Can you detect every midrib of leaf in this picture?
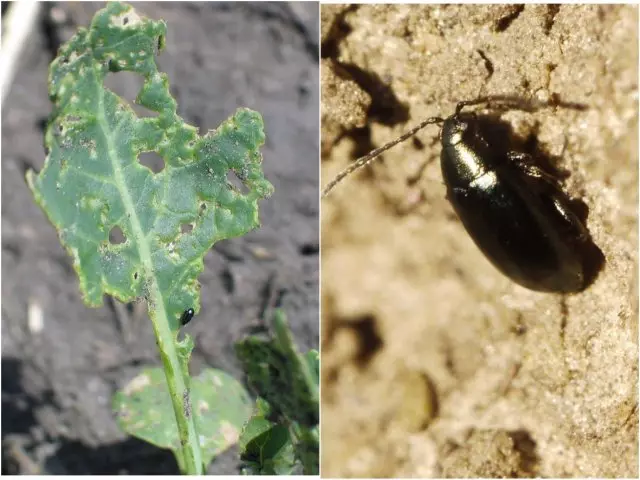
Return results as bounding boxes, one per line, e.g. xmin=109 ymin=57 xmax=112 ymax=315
xmin=95 ymin=84 xmax=202 ymax=473
xmin=96 ymin=88 xmax=150 ymax=286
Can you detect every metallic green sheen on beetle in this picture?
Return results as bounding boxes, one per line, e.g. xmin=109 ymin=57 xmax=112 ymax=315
xmin=323 ymin=96 xmax=600 ymax=293
xmin=440 ymin=102 xmax=591 ymax=293
xmin=180 ymin=308 xmax=195 ymax=326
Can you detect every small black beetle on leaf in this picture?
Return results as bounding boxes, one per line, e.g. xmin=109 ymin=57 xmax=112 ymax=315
xmin=323 ymin=95 xmax=602 ymax=293
xmin=180 ymin=308 xmax=195 ymax=326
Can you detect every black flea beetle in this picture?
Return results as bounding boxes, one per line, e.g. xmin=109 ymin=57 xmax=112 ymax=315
xmin=180 ymin=308 xmax=195 ymax=326
xmin=323 ymin=95 xmax=601 ymax=293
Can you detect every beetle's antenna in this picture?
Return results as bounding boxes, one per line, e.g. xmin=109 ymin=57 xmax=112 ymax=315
xmin=456 ymin=95 xmax=587 ymax=115
xmin=322 ymin=116 xmax=444 ymax=198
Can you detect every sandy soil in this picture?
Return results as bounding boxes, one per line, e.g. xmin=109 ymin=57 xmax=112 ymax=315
xmin=2 ymin=2 xmax=318 ymax=474
xmin=321 ymin=4 xmax=637 ymax=478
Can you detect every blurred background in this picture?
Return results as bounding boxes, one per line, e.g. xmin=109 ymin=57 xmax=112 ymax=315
xmin=321 ymin=4 xmax=637 ymax=478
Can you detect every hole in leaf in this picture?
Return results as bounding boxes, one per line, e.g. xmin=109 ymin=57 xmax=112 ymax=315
xmin=104 ymin=71 xmax=158 ymax=118
xmin=112 ymin=10 xmax=141 ymax=28
xmin=138 ymin=151 xmax=165 ymax=173
xmin=191 ymin=114 xmax=204 ymax=135
xmin=134 ymin=271 xmax=139 ymax=280
xmin=226 ymin=170 xmax=249 ymax=194
xmin=109 ymin=226 xmax=126 ymax=244
xmin=181 ymin=224 xmax=193 ymax=234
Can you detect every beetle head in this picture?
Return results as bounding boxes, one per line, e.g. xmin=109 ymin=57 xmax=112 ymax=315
xmin=441 ymin=113 xmax=476 ymax=147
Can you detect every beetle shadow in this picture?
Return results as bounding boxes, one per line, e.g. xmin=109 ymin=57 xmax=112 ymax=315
xmin=469 ymin=113 xmax=605 ymax=291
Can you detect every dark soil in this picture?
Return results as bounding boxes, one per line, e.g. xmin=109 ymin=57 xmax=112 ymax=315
xmin=2 ymin=2 xmax=318 ymax=474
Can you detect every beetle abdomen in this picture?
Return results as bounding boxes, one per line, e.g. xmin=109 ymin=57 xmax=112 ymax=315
xmin=445 ymin=166 xmax=585 ymax=292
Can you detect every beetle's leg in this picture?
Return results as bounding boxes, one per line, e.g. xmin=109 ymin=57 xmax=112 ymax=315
xmin=506 ymin=151 xmax=562 ymax=186
xmin=549 ymin=195 xmax=590 ymax=240
xmin=407 ymin=132 xmax=442 ymax=186
xmin=456 ymin=95 xmax=587 ymax=116
xmin=393 ymin=137 xmax=443 ymax=216
xmin=456 ymin=96 xmax=538 ymax=115
xmin=509 ymin=151 xmax=589 ymax=239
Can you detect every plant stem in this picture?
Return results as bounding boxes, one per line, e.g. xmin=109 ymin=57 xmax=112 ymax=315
xmin=272 ymin=310 xmax=319 ymax=406
xmin=150 ymin=288 xmax=203 ymax=474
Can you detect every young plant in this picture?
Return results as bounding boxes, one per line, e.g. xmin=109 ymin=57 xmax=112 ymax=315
xmin=235 ymin=310 xmax=319 ymax=475
xmin=26 ymin=2 xmax=273 ymax=474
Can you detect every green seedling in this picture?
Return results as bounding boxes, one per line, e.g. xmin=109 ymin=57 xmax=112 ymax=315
xmin=236 ymin=310 xmax=319 ymax=475
xmin=26 ymin=2 xmax=274 ymax=474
